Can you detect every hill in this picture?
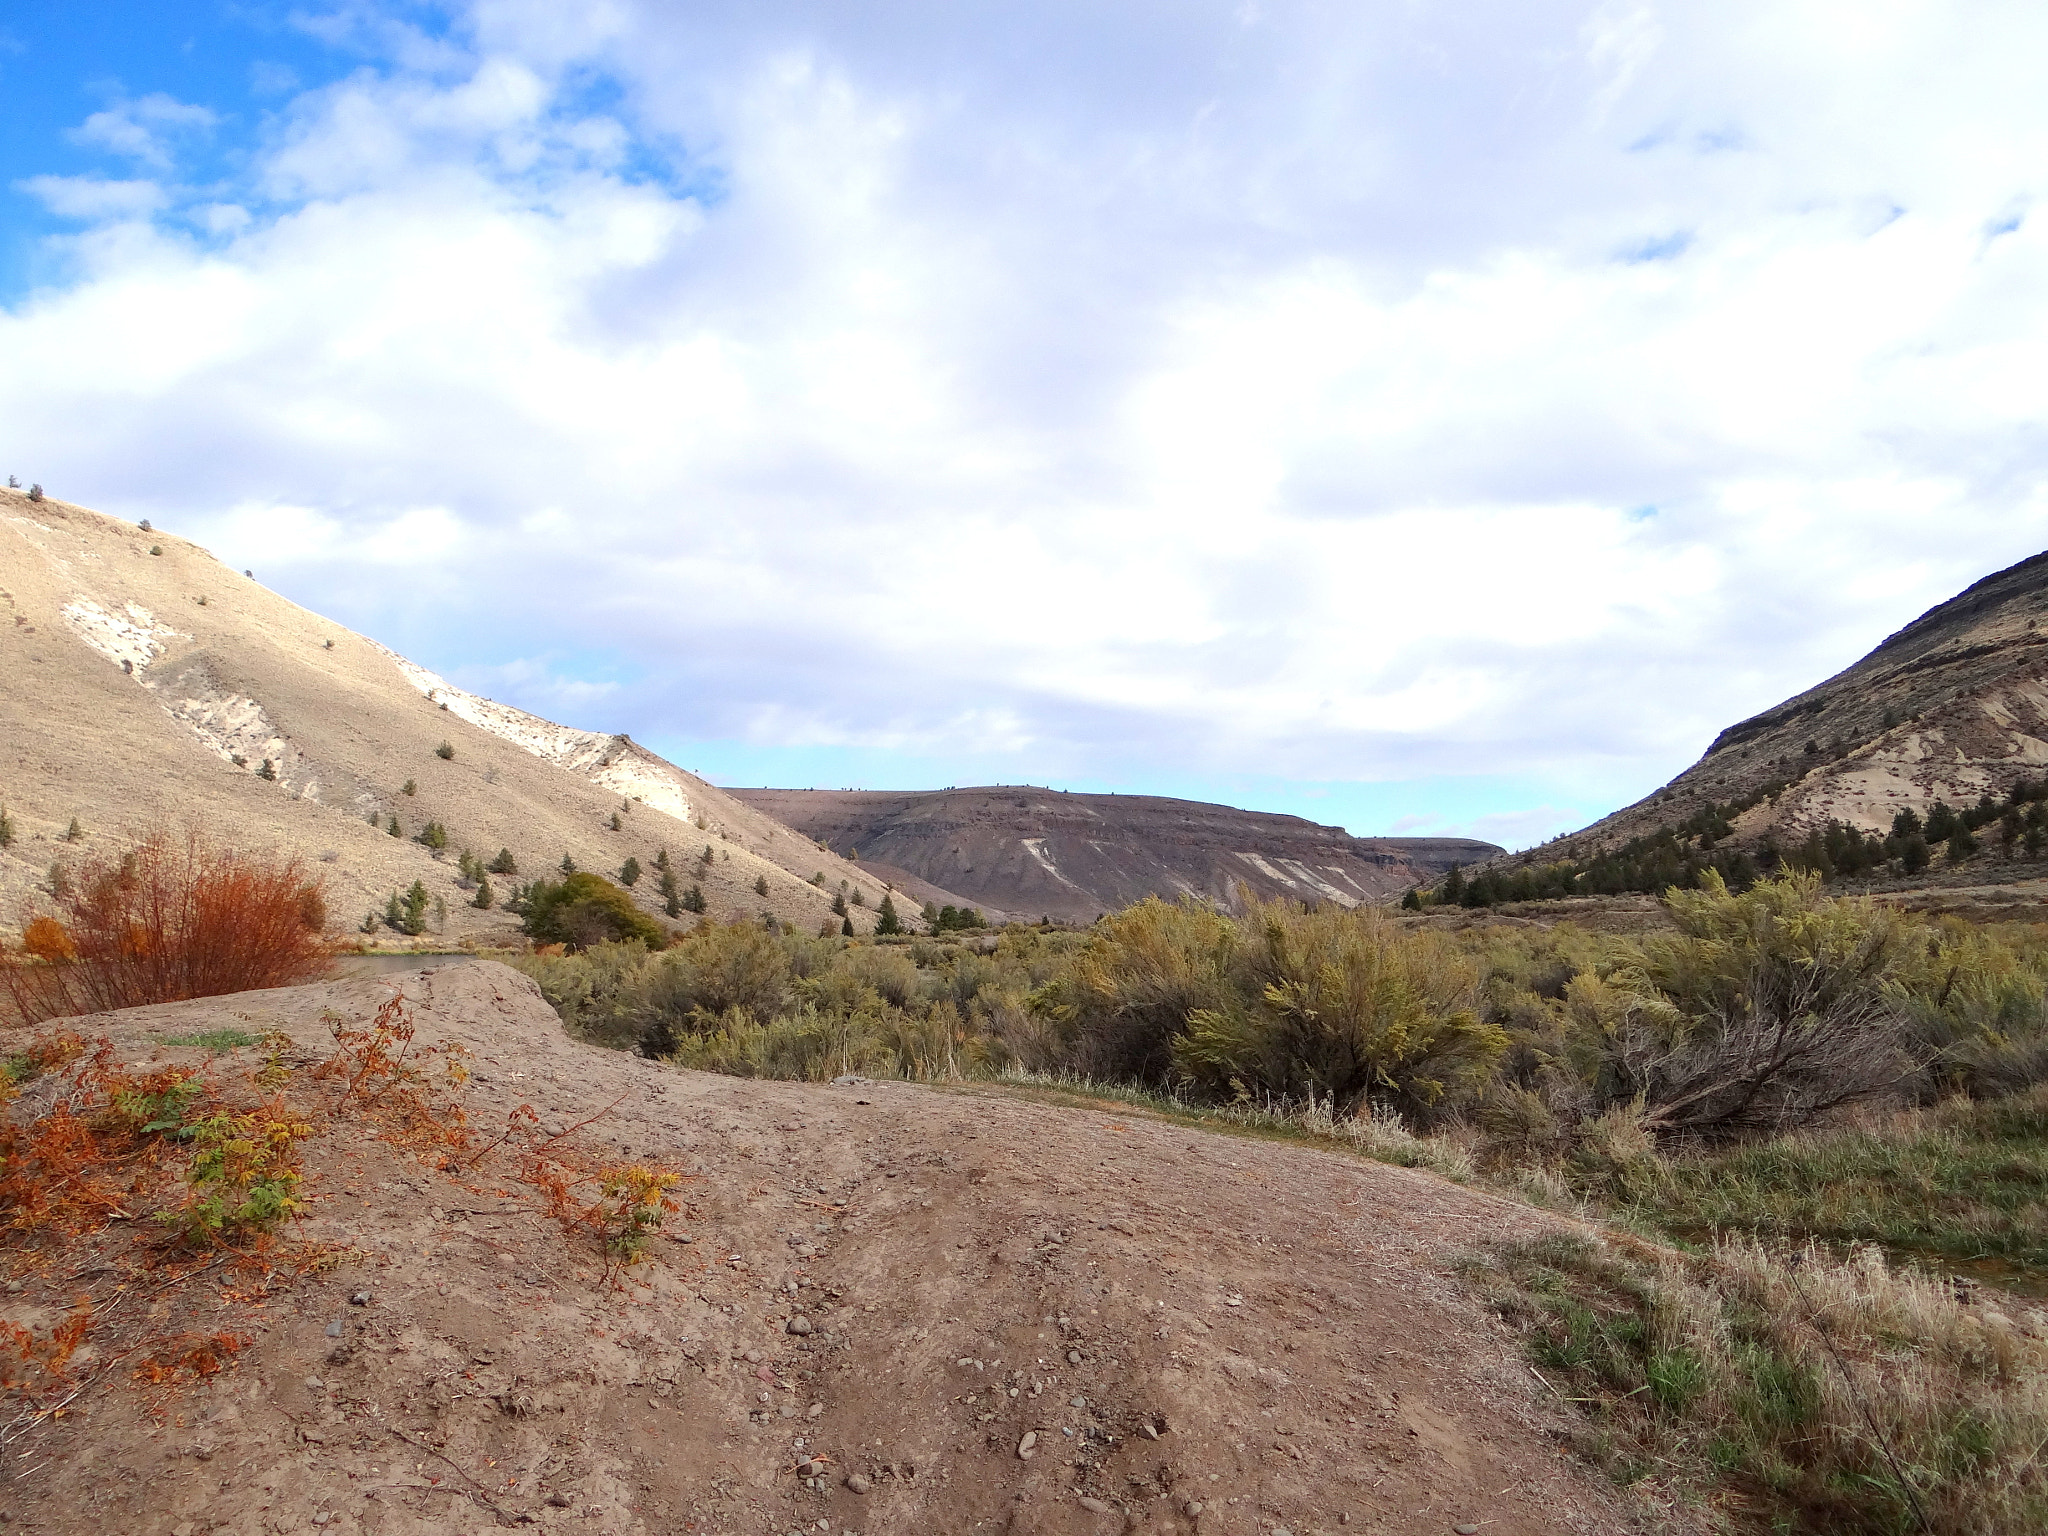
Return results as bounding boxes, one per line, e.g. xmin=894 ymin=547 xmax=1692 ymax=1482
xmin=0 ymin=961 xmax=1637 ymax=1535
xmin=1475 ymin=547 xmax=2048 ymax=898
xmin=0 ymin=487 xmax=974 ymax=942
xmin=725 ymin=787 xmax=1501 ymax=922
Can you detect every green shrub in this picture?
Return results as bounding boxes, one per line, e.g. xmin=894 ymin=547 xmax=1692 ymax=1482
xmin=876 ymin=894 xmax=902 ymax=935
xmin=0 ymin=804 xmax=13 ymax=849
xmin=402 ymin=779 xmax=416 ymax=796
xmin=620 ymin=856 xmax=641 ymax=887
xmin=256 ymin=759 xmax=277 ymax=781
xmin=755 ymin=873 xmax=770 ymax=898
xmin=435 ymin=741 xmax=454 ymax=760
xmin=520 ymin=872 xmax=666 ymax=951
xmin=472 ymin=877 xmax=494 ymax=910
xmin=415 ymin=821 xmax=447 ymax=851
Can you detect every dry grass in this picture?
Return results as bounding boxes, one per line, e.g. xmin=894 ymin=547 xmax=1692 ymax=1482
xmin=1468 ymin=1231 xmax=2048 ymax=1534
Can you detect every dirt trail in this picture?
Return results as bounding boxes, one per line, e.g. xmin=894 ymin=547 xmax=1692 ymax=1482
xmin=0 ymin=963 xmax=1645 ymax=1536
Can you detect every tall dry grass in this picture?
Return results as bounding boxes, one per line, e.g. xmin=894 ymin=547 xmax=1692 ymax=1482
xmin=1 ymin=828 xmax=334 ymax=1024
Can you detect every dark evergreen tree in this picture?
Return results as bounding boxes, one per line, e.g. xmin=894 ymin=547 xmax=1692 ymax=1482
xmin=620 ymin=856 xmax=642 ymax=887
xmin=487 ymin=848 xmax=518 ymax=875
xmin=875 ymin=894 xmax=902 ymax=935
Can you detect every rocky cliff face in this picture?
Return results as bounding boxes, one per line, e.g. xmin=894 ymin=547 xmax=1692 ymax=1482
xmin=1536 ymin=547 xmax=2048 ymax=862
xmin=726 ymin=787 xmax=1501 ymax=921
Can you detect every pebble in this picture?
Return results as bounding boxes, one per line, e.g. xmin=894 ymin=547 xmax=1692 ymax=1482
xmin=844 ymin=1473 xmax=870 ymax=1495
xmin=1067 ymin=1350 xmax=1083 ymax=1365
xmin=1183 ymin=1502 xmax=1203 ymax=1517
xmin=744 ymin=1349 xmax=763 ymax=1363
xmin=787 ymin=1316 xmax=813 ymax=1336
xmin=1454 ymin=1527 xmax=1480 ymax=1535
xmin=349 ymin=1290 xmax=372 ymax=1306
xmin=324 ymin=1320 xmax=344 ymax=1338
xmin=798 ymin=1459 xmax=825 ymax=1478
xmin=1016 ymin=1431 xmax=1037 ymax=1460
xmin=1077 ymin=1495 xmax=1110 ymax=1513
xmin=303 ymin=1376 xmax=325 ymax=1391
xmin=1070 ymin=1396 xmax=1086 ymax=1408
xmin=807 ymin=1402 xmax=825 ymax=1419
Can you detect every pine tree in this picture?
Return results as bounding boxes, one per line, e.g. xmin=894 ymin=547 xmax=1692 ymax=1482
xmin=415 ymin=821 xmax=448 ymax=851
xmin=488 ymin=848 xmax=518 ymax=875
xmin=0 ymin=804 xmax=12 ymax=849
xmin=875 ymin=894 xmax=902 ymax=935
xmin=681 ymin=883 xmax=706 ymax=914
xmin=841 ymin=916 xmax=855 ymax=937
xmin=1440 ymin=864 xmax=1466 ymax=904
xmin=831 ymin=892 xmax=848 ymax=917
xmin=1947 ymin=826 xmax=1979 ymax=862
xmin=620 ymin=856 xmax=642 ymax=887
xmin=560 ymin=853 xmax=576 ymax=875
xmin=653 ymin=847 xmax=671 ymax=872
xmin=473 ymin=877 xmax=494 ymax=910
xmin=64 ymin=817 xmax=83 ymax=842
xmin=387 ymin=815 xmax=401 ymax=837
xmin=754 ymin=873 xmax=769 ymax=897
xmin=257 ymin=759 xmax=277 ymax=781
xmin=609 ymin=812 xmax=623 ymax=831
xmin=701 ymin=844 xmax=715 ymax=865
xmin=850 ymin=887 xmax=865 ymax=907
xmin=1400 ymin=888 xmax=1422 ymax=911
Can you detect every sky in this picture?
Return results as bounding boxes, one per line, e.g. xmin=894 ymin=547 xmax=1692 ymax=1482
xmin=3 ymin=2 xmax=2045 ymax=850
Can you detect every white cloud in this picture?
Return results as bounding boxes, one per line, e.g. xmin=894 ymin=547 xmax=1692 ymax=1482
xmin=6 ymin=1 xmax=2048 ymax=837
xmin=70 ymin=92 xmax=218 ymax=171
xmin=15 ymin=175 xmax=167 ymax=220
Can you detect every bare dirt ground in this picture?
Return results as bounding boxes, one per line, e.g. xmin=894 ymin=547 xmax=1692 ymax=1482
xmin=0 ymin=963 xmax=1647 ymax=1536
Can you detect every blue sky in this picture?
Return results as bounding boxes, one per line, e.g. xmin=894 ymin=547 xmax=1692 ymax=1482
xmin=5 ymin=3 xmax=2047 ymax=849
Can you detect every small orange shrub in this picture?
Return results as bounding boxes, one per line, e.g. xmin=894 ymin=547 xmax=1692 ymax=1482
xmin=0 ymin=1298 xmax=93 ymax=1394
xmin=1 ymin=827 xmax=334 ymax=1024
xmin=20 ymin=917 xmax=75 ymax=962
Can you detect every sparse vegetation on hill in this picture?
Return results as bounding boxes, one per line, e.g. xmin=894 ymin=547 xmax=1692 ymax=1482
xmin=514 ymin=871 xmax=667 ymax=951
xmin=1428 ymin=778 xmax=2048 ymax=908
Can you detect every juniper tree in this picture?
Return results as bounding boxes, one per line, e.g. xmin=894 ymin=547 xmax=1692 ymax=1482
xmin=831 ymin=892 xmax=848 ymax=917
xmin=257 ymin=759 xmax=277 ymax=781
xmin=700 ymin=844 xmax=715 ymax=865
xmin=487 ymin=848 xmax=518 ymax=875
xmin=416 ymin=821 xmax=448 ymax=852
xmin=681 ymin=883 xmax=706 ymax=914
xmin=560 ymin=853 xmax=577 ymax=875
xmin=609 ymin=812 xmax=623 ymax=831
xmin=403 ymin=779 xmax=417 ymax=796
xmin=653 ymin=846 xmax=671 ymax=872
xmin=754 ymin=873 xmax=769 ymax=897
xmin=620 ymin=856 xmax=642 ymax=887
xmin=388 ymin=815 xmax=402 ymax=837
xmin=436 ymin=741 xmax=454 ymax=760
xmin=875 ymin=894 xmax=902 ymax=935
xmin=64 ymin=817 xmax=82 ymax=842
xmin=473 ymin=877 xmax=494 ymax=910
xmin=0 ymin=804 xmax=12 ymax=849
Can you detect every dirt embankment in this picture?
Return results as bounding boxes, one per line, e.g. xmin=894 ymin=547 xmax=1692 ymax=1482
xmin=0 ymin=963 xmax=1641 ymax=1536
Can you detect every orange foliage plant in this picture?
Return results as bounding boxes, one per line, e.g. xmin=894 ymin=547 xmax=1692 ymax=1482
xmin=1 ymin=828 xmax=334 ymax=1023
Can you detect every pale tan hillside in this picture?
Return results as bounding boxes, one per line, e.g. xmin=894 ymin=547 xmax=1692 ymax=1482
xmin=1525 ymin=547 xmax=2048 ymax=869
xmin=0 ymin=963 xmax=1645 ymax=1535
xmin=0 ymin=487 xmax=963 ymax=943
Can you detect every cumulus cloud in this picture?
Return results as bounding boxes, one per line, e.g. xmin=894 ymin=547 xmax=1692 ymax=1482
xmin=4 ymin=1 xmax=2048 ymax=845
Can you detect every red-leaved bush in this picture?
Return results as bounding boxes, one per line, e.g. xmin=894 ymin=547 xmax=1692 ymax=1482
xmin=1 ymin=829 xmax=334 ymax=1023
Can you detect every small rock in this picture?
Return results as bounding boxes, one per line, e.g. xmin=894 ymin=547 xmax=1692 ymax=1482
xmin=1454 ymin=1527 xmax=1480 ymax=1535
xmin=1067 ymin=1350 xmax=1083 ymax=1366
xmin=303 ymin=1376 xmax=325 ymax=1390
xmin=844 ymin=1473 xmax=870 ymax=1495
xmin=1070 ymin=1395 xmax=1086 ymax=1408
xmin=787 ymin=1316 xmax=813 ymax=1336
xmin=173 ymin=1526 xmax=195 ymax=1536
xmin=349 ymin=1290 xmax=372 ymax=1306
xmin=313 ymin=1516 xmax=331 ymax=1528
xmin=744 ymin=1349 xmax=764 ymax=1363
xmin=807 ymin=1401 xmax=824 ymax=1418
xmin=3 ymin=1282 xmax=21 ymax=1295
xmin=1016 ymin=1431 xmax=1037 ymax=1460
xmin=1077 ymin=1495 xmax=1110 ymax=1513
xmin=324 ymin=1320 xmax=344 ymax=1338
xmin=546 ymin=1493 xmax=573 ymax=1508
xmin=1183 ymin=1501 xmax=1204 ymax=1517
xmin=797 ymin=1459 xmax=824 ymax=1478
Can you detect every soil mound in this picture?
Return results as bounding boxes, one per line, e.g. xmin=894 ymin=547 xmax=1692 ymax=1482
xmin=0 ymin=963 xmax=1638 ymax=1534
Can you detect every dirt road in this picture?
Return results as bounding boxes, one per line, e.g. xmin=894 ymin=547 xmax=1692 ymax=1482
xmin=0 ymin=963 xmax=1645 ymax=1536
